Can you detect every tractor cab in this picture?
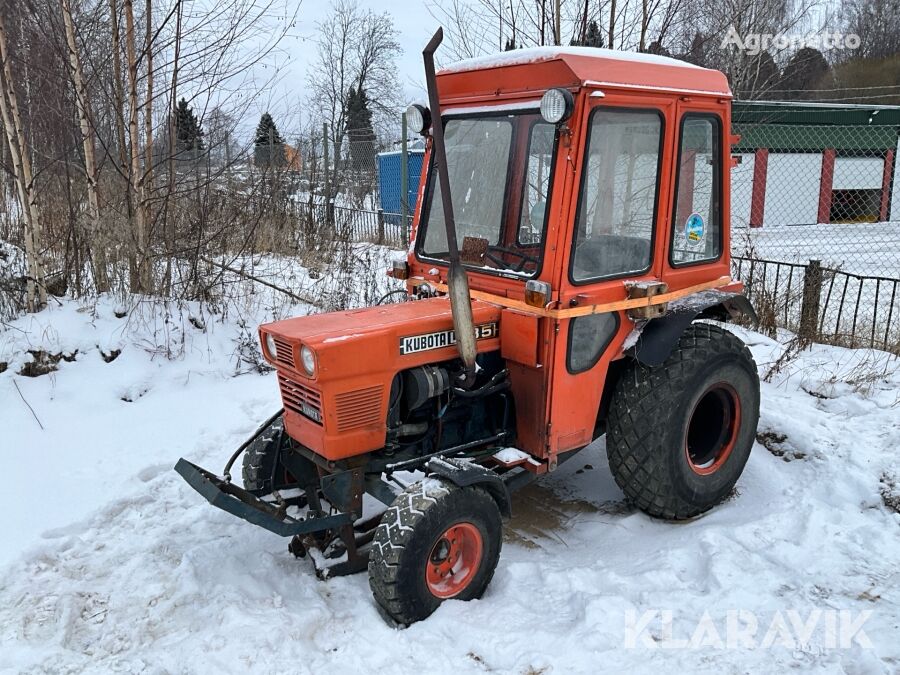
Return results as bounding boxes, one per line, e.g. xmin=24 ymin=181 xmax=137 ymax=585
xmin=176 ymin=34 xmax=760 ymax=626
xmin=399 ymin=46 xmax=740 ymax=461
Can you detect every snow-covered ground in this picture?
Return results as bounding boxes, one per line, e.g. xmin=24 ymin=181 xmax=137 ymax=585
xmin=2 ymin=276 xmax=899 ymax=672
xmin=733 ymin=221 xmax=900 ymax=279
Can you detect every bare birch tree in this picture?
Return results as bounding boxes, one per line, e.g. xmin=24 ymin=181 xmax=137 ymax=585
xmin=0 ymin=11 xmax=45 ymax=310
xmin=122 ymin=0 xmax=150 ymax=291
xmin=61 ymin=0 xmax=109 ymax=292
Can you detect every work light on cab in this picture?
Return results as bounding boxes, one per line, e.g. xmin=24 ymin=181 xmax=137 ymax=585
xmin=406 ymin=104 xmax=431 ymax=134
xmin=540 ymin=88 xmax=574 ymax=124
xmin=300 ymin=345 xmax=316 ymax=376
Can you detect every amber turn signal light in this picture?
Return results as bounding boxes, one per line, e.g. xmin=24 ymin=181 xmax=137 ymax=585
xmin=524 ymin=280 xmax=551 ymax=308
xmin=391 ymin=259 xmax=409 ymax=280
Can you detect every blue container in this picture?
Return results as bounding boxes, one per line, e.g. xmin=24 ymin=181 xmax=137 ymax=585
xmin=377 ymin=149 xmax=425 ymax=224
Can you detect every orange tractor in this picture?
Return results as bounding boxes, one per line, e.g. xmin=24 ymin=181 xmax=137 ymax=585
xmin=177 ymin=29 xmax=759 ymax=624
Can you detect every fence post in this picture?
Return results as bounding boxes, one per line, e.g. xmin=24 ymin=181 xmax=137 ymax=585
xmin=800 ymin=259 xmax=822 ymax=343
xmin=377 ymin=208 xmax=385 ymax=244
xmin=400 ymin=112 xmax=408 ymax=227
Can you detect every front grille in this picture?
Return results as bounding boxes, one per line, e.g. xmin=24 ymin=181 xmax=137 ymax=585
xmin=278 ymin=372 xmax=323 ymax=425
xmin=334 ymin=385 xmax=383 ymax=432
xmin=272 ymin=336 xmax=295 ymax=369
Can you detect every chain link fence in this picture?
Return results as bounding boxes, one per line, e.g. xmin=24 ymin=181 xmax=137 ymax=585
xmin=284 ymin=122 xmax=417 ymax=248
xmin=730 ymin=102 xmax=900 ymax=352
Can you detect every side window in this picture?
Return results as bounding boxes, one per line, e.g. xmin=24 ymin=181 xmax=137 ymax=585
xmin=571 ymin=109 xmax=662 ymax=282
xmin=518 ymin=122 xmax=555 ymax=245
xmin=567 ymin=312 xmax=619 ymax=373
xmin=671 ymin=116 xmax=722 ymax=265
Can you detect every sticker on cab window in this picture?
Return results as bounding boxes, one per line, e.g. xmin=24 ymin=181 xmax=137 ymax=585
xmin=685 ymin=213 xmax=705 ymax=245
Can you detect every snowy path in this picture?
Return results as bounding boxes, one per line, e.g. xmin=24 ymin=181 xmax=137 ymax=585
xmin=1 ymin=303 xmax=899 ymax=673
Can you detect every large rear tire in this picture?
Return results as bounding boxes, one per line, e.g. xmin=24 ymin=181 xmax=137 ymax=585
xmin=368 ymin=479 xmax=502 ymax=624
xmin=606 ymin=323 xmax=759 ymax=520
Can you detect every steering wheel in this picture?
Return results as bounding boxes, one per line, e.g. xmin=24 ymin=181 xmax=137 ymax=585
xmin=484 ymin=245 xmax=539 ymax=273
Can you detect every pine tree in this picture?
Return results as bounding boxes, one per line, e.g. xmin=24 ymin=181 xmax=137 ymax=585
xmin=571 ymin=20 xmax=603 ymax=47
xmin=345 ymin=87 xmax=375 ymax=175
xmin=254 ymin=112 xmax=286 ymax=167
xmin=174 ymin=97 xmax=204 ymax=156
xmin=684 ymin=32 xmax=707 ymax=67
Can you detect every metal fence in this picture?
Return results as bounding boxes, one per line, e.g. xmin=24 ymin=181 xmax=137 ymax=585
xmin=733 ymin=256 xmax=900 ymax=352
xmin=297 ymin=200 xmax=412 ymax=249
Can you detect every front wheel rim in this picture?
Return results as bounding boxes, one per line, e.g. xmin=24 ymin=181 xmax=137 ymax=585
xmin=685 ymin=382 xmax=741 ymax=476
xmin=425 ymin=522 xmax=483 ymax=599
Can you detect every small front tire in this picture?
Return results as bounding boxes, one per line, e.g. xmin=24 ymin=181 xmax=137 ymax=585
xmin=368 ymin=479 xmax=503 ymax=624
xmin=241 ymin=414 xmax=293 ymax=494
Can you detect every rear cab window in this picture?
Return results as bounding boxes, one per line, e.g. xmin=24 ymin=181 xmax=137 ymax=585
xmin=670 ymin=115 xmax=723 ymax=266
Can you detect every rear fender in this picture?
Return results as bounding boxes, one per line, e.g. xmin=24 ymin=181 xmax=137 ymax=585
xmin=426 ymin=456 xmax=512 ymax=518
xmin=627 ymin=290 xmax=757 ymax=368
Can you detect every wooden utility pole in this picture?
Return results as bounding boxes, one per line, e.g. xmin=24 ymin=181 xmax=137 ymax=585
xmin=0 ymin=13 xmax=45 ymax=310
xmin=640 ymin=0 xmax=649 ymax=51
xmin=554 ymin=0 xmax=561 ymax=45
xmin=61 ymin=0 xmax=109 ymax=292
xmin=608 ymin=0 xmax=617 ymax=48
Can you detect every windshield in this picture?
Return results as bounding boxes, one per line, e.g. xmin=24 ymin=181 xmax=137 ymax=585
xmin=419 ymin=113 xmax=554 ymax=277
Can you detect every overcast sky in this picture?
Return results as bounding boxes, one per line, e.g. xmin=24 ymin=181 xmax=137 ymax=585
xmin=252 ymin=0 xmax=443 ymax=137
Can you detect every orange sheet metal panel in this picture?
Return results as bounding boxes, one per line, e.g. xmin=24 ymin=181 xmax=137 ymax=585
xmin=500 ymin=309 xmax=540 ymax=368
xmin=507 ymin=362 xmax=548 ymax=456
xmin=546 ymin=315 xmax=634 ymax=454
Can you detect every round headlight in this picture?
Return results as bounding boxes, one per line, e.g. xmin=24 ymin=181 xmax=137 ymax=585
xmin=264 ymin=333 xmax=277 ymax=359
xmin=540 ymin=88 xmax=574 ymax=124
xmin=300 ymin=345 xmax=316 ymax=375
xmin=405 ymin=104 xmax=431 ymax=134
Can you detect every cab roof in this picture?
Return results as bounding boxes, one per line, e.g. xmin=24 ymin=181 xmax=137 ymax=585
xmin=438 ymin=47 xmax=731 ymax=100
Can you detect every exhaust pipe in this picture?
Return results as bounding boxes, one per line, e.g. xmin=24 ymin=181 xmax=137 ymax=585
xmin=422 ymin=28 xmax=477 ymax=388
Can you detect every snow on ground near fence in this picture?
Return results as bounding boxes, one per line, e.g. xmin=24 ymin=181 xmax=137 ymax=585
xmin=1 ymin=278 xmax=899 ymax=671
xmin=734 ymin=221 xmax=900 ymax=278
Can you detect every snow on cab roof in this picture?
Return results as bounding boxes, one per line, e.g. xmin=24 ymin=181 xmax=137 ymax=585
xmin=441 ymin=46 xmax=706 ymax=73
xmin=440 ymin=46 xmax=731 ymax=97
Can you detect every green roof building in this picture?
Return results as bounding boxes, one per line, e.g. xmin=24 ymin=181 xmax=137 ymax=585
xmin=730 ymin=101 xmax=900 ymax=227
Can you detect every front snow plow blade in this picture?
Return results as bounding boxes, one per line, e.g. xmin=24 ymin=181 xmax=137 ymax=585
xmin=174 ymin=459 xmax=352 ymax=537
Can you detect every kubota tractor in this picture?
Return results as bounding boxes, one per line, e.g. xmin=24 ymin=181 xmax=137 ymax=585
xmin=176 ymin=29 xmax=760 ymax=624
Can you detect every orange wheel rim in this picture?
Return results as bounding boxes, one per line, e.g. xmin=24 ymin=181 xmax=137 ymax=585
xmin=685 ymin=382 xmax=741 ymax=476
xmin=425 ymin=522 xmax=484 ymax=599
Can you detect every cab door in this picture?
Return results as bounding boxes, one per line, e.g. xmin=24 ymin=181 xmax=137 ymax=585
xmin=664 ymin=99 xmax=730 ymax=289
xmin=544 ymin=90 xmax=676 ymax=458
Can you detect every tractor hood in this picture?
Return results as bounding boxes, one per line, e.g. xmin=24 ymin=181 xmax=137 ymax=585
xmin=259 ymin=297 xmax=503 ymax=380
xmin=259 ymin=297 xmax=503 ymax=461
